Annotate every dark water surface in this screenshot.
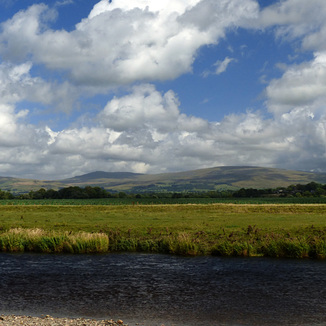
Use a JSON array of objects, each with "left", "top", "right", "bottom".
[{"left": 0, "top": 253, "right": 326, "bottom": 326}]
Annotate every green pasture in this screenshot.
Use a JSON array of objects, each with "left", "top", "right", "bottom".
[
  {"left": 1, "top": 204, "right": 326, "bottom": 257},
  {"left": 0, "top": 203, "right": 326, "bottom": 232}
]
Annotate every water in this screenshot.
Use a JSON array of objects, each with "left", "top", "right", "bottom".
[{"left": 0, "top": 253, "right": 326, "bottom": 326}]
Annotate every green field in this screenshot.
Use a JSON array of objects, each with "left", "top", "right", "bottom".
[{"left": 1, "top": 203, "right": 326, "bottom": 258}]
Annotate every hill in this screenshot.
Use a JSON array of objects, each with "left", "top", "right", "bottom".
[
  {"left": 62, "top": 171, "right": 144, "bottom": 183},
  {"left": 1, "top": 166, "right": 326, "bottom": 194}
]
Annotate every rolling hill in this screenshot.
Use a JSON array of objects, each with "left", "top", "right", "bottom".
[{"left": 2, "top": 166, "right": 326, "bottom": 194}]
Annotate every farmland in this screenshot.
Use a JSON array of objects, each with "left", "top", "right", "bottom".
[{"left": 0, "top": 203, "right": 326, "bottom": 258}]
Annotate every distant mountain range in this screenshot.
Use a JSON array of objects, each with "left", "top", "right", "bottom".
[{"left": 2, "top": 166, "right": 326, "bottom": 194}]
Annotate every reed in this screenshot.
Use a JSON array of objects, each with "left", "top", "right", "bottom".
[
  {"left": 212, "top": 241, "right": 253, "bottom": 257},
  {"left": 2, "top": 226, "right": 326, "bottom": 258},
  {"left": 155, "top": 233, "right": 202, "bottom": 256},
  {"left": 107, "top": 232, "right": 202, "bottom": 255},
  {"left": 0, "top": 228, "right": 109, "bottom": 253}
]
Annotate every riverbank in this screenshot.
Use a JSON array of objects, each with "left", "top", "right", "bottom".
[
  {"left": 1, "top": 204, "right": 326, "bottom": 258},
  {"left": 1, "top": 225, "right": 326, "bottom": 258},
  {"left": 0, "top": 315, "right": 129, "bottom": 326}
]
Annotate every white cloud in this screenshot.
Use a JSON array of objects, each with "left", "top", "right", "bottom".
[
  {"left": 250, "top": 1, "right": 326, "bottom": 126},
  {"left": 202, "top": 57, "right": 236, "bottom": 77},
  {"left": 36, "top": 84, "right": 326, "bottom": 178},
  {"left": 256, "top": 0, "right": 326, "bottom": 52},
  {"left": 88, "top": 0, "right": 202, "bottom": 19},
  {"left": 0, "top": 0, "right": 259, "bottom": 87},
  {"left": 0, "top": 102, "right": 56, "bottom": 179},
  {"left": 0, "top": 80, "right": 324, "bottom": 179},
  {"left": 0, "top": 1, "right": 326, "bottom": 179},
  {"left": 0, "top": 61, "right": 79, "bottom": 112},
  {"left": 55, "top": 0, "right": 73, "bottom": 7},
  {"left": 98, "top": 84, "right": 180, "bottom": 132},
  {"left": 266, "top": 51, "right": 326, "bottom": 115},
  {"left": 214, "top": 57, "right": 236, "bottom": 75}
]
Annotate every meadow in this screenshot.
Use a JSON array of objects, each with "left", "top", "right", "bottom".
[{"left": 1, "top": 203, "right": 326, "bottom": 258}]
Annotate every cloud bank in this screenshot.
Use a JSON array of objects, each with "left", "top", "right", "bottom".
[{"left": 0, "top": 0, "right": 325, "bottom": 179}]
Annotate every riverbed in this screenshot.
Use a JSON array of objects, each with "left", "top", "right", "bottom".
[{"left": 0, "top": 253, "right": 326, "bottom": 325}]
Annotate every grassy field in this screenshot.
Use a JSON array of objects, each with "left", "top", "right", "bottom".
[{"left": 1, "top": 203, "right": 326, "bottom": 258}]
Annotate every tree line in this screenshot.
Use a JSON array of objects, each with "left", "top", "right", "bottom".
[{"left": 0, "top": 181, "right": 325, "bottom": 199}]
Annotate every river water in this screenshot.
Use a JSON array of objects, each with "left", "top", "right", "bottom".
[{"left": 0, "top": 253, "right": 326, "bottom": 326}]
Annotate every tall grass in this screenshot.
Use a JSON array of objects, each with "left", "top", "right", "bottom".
[
  {"left": 104, "top": 226, "right": 326, "bottom": 258},
  {"left": 2, "top": 227, "right": 326, "bottom": 258},
  {"left": 0, "top": 228, "right": 109, "bottom": 253}
]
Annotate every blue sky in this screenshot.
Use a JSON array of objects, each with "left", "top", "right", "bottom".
[{"left": 0, "top": 0, "right": 326, "bottom": 179}]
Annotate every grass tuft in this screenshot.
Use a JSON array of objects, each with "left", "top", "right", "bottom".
[{"left": 0, "top": 228, "right": 109, "bottom": 254}]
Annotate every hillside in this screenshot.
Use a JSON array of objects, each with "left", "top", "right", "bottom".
[{"left": 1, "top": 166, "right": 326, "bottom": 194}]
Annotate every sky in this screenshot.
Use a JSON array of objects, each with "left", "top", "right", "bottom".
[{"left": 0, "top": 0, "right": 326, "bottom": 180}]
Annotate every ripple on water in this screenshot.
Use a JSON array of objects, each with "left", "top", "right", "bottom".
[{"left": 0, "top": 253, "right": 326, "bottom": 326}]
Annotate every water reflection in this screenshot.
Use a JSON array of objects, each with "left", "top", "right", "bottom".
[{"left": 0, "top": 253, "right": 326, "bottom": 325}]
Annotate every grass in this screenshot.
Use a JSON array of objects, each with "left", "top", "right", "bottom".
[
  {"left": 0, "top": 228, "right": 109, "bottom": 253},
  {"left": 0, "top": 203, "right": 326, "bottom": 257}
]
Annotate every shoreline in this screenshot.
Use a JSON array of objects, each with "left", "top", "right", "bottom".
[
  {"left": 1, "top": 226, "right": 326, "bottom": 259},
  {"left": 0, "top": 315, "right": 130, "bottom": 326}
]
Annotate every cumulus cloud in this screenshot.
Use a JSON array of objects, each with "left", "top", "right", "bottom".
[
  {"left": 46, "top": 84, "right": 212, "bottom": 174},
  {"left": 266, "top": 52, "right": 326, "bottom": 114},
  {"left": 256, "top": 0, "right": 326, "bottom": 51},
  {"left": 0, "top": 80, "right": 325, "bottom": 179},
  {"left": 0, "top": 0, "right": 258, "bottom": 87},
  {"left": 0, "top": 0, "right": 326, "bottom": 179},
  {"left": 38, "top": 84, "right": 326, "bottom": 178},
  {"left": 0, "top": 101, "right": 56, "bottom": 179},
  {"left": 98, "top": 84, "right": 181, "bottom": 132},
  {"left": 0, "top": 62, "right": 78, "bottom": 111},
  {"left": 256, "top": 1, "right": 326, "bottom": 117}
]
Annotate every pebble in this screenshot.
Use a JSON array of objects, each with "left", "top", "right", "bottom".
[{"left": 0, "top": 315, "right": 128, "bottom": 326}]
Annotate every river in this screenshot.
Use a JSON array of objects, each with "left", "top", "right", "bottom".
[{"left": 0, "top": 253, "right": 326, "bottom": 325}]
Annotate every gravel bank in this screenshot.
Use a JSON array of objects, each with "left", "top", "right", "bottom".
[{"left": 0, "top": 315, "right": 130, "bottom": 326}]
